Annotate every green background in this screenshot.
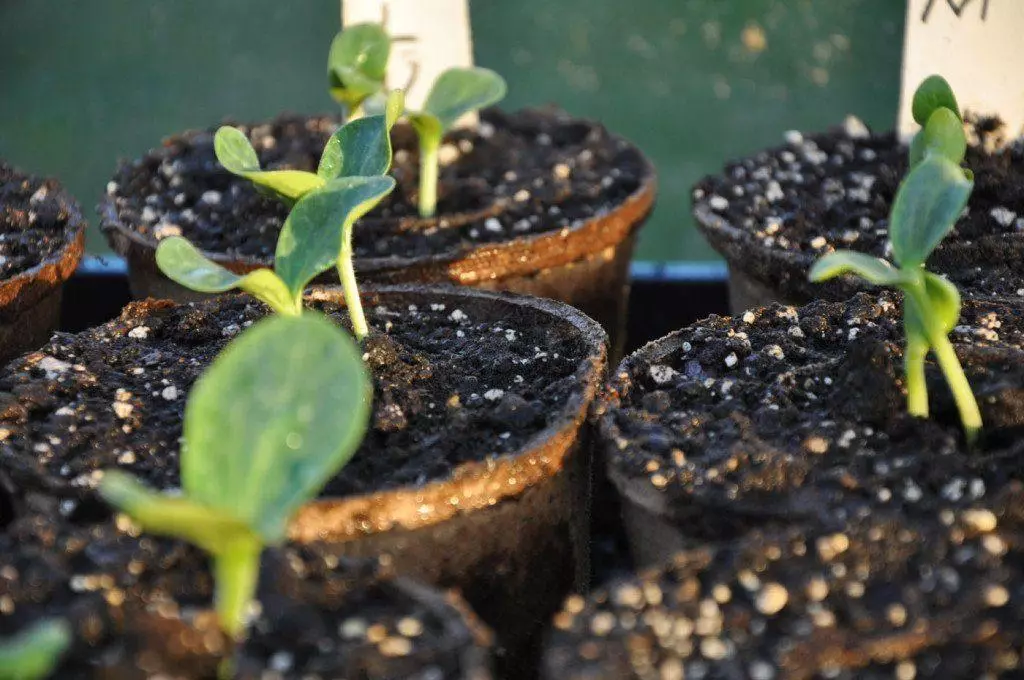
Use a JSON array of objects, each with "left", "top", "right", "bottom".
[{"left": 0, "top": 0, "right": 906, "bottom": 261}]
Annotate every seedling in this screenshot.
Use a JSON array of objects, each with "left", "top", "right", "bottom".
[
  {"left": 0, "top": 618, "right": 71, "bottom": 680},
  {"left": 158, "top": 97, "right": 402, "bottom": 334},
  {"left": 809, "top": 75, "right": 981, "bottom": 442},
  {"left": 327, "top": 23, "right": 390, "bottom": 119},
  {"left": 324, "top": 25, "right": 506, "bottom": 218},
  {"left": 99, "top": 313, "right": 371, "bottom": 639},
  {"left": 213, "top": 90, "right": 403, "bottom": 205}
]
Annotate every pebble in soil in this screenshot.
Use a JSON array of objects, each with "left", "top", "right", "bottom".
[
  {"left": 602, "top": 291, "right": 1024, "bottom": 544},
  {"left": 0, "top": 291, "right": 590, "bottom": 512},
  {"left": 0, "top": 505, "right": 490, "bottom": 679},
  {"left": 693, "top": 117, "right": 1024, "bottom": 301},
  {"left": 0, "top": 163, "right": 80, "bottom": 280},
  {"left": 105, "top": 108, "right": 646, "bottom": 262},
  {"left": 544, "top": 512, "right": 1024, "bottom": 679}
]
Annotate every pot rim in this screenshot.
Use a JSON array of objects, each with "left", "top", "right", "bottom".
[
  {"left": 0, "top": 171, "right": 86, "bottom": 313},
  {"left": 276, "top": 283, "right": 608, "bottom": 542},
  {"left": 98, "top": 110, "right": 656, "bottom": 284}
]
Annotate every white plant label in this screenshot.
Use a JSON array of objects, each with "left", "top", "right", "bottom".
[
  {"left": 342, "top": 0, "right": 476, "bottom": 122},
  {"left": 899, "top": 0, "right": 1024, "bottom": 140}
]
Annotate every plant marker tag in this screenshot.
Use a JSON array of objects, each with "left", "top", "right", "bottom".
[
  {"left": 342, "top": 0, "right": 478, "bottom": 126},
  {"left": 898, "top": 0, "right": 1024, "bottom": 141}
]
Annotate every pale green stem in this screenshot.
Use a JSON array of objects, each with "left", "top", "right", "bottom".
[
  {"left": 338, "top": 219, "right": 369, "bottom": 341},
  {"left": 213, "top": 536, "right": 263, "bottom": 640},
  {"left": 931, "top": 334, "right": 983, "bottom": 445},
  {"left": 904, "top": 332, "right": 930, "bottom": 418},
  {"left": 418, "top": 134, "right": 440, "bottom": 218}
]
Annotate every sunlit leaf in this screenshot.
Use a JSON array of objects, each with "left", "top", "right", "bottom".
[
  {"left": 808, "top": 250, "right": 907, "bottom": 286},
  {"left": 328, "top": 23, "right": 390, "bottom": 111},
  {"left": 422, "top": 67, "right": 507, "bottom": 131},
  {"left": 912, "top": 74, "right": 960, "bottom": 124},
  {"left": 921, "top": 107, "right": 966, "bottom": 165},
  {"left": 922, "top": 271, "right": 962, "bottom": 335},
  {"left": 889, "top": 155, "right": 972, "bottom": 268}
]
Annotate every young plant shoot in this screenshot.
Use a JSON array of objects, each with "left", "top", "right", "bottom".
[
  {"left": 327, "top": 23, "right": 390, "bottom": 119},
  {"left": 408, "top": 68, "right": 507, "bottom": 218},
  {"left": 809, "top": 75, "right": 981, "bottom": 442},
  {"left": 157, "top": 95, "right": 403, "bottom": 334},
  {"left": 0, "top": 619, "right": 71, "bottom": 680},
  {"left": 99, "top": 313, "right": 371, "bottom": 640}
]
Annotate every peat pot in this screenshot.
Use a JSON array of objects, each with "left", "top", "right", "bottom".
[
  {"left": 0, "top": 509, "right": 493, "bottom": 679},
  {"left": 597, "top": 291, "right": 1024, "bottom": 567},
  {"left": 0, "top": 284, "right": 607, "bottom": 679},
  {"left": 0, "top": 163, "right": 85, "bottom": 364},
  {"left": 692, "top": 118, "right": 1024, "bottom": 314},
  {"left": 100, "top": 109, "right": 655, "bottom": 358}
]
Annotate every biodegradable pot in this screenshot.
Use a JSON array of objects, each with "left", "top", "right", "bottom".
[
  {"left": 543, "top": 511, "right": 1024, "bottom": 679},
  {"left": 0, "top": 284, "right": 607, "bottom": 679},
  {"left": 0, "top": 509, "right": 493, "bottom": 679},
  {"left": 597, "top": 291, "right": 1024, "bottom": 568},
  {"left": 692, "top": 119, "right": 1024, "bottom": 314},
  {"left": 0, "top": 163, "right": 86, "bottom": 364},
  {"left": 100, "top": 109, "right": 656, "bottom": 358}
]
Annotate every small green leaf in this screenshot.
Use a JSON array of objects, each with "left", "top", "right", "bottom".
[
  {"left": 808, "top": 251, "right": 907, "bottom": 287},
  {"left": 385, "top": 89, "right": 405, "bottom": 129},
  {"left": 0, "top": 619, "right": 71, "bottom": 680},
  {"left": 908, "top": 130, "right": 926, "bottom": 167},
  {"left": 922, "top": 271, "right": 962, "bottom": 335},
  {"left": 214, "top": 126, "right": 261, "bottom": 174},
  {"left": 422, "top": 67, "right": 507, "bottom": 131},
  {"left": 275, "top": 176, "right": 395, "bottom": 302},
  {"left": 889, "top": 155, "right": 973, "bottom": 269},
  {"left": 246, "top": 170, "right": 325, "bottom": 202},
  {"left": 912, "top": 74, "right": 960, "bottom": 124},
  {"left": 920, "top": 107, "right": 966, "bottom": 165},
  {"left": 328, "top": 24, "right": 390, "bottom": 111},
  {"left": 100, "top": 471, "right": 258, "bottom": 555},
  {"left": 156, "top": 237, "right": 299, "bottom": 315},
  {"left": 181, "top": 313, "right": 372, "bottom": 543},
  {"left": 317, "top": 110, "right": 397, "bottom": 180}
]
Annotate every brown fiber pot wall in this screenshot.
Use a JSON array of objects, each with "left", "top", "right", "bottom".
[
  {"left": 0, "top": 285, "right": 607, "bottom": 680},
  {"left": 99, "top": 115, "right": 656, "bottom": 361},
  {"left": 0, "top": 178, "right": 85, "bottom": 365}
]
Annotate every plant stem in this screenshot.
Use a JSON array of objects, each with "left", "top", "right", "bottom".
[
  {"left": 418, "top": 134, "right": 440, "bottom": 218},
  {"left": 214, "top": 536, "right": 262, "bottom": 640},
  {"left": 904, "top": 332, "right": 930, "bottom": 418},
  {"left": 338, "top": 220, "right": 369, "bottom": 341},
  {"left": 930, "top": 334, "right": 983, "bottom": 445},
  {"left": 348, "top": 103, "right": 365, "bottom": 121}
]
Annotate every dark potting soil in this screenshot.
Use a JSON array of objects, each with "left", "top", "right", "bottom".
[
  {"left": 693, "top": 117, "right": 1024, "bottom": 301},
  {"left": 104, "top": 108, "right": 646, "bottom": 261},
  {"left": 603, "top": 291, "right": 1024, "bottom": 545},
  {"left": 0, "top": 163, "right": 79, "bottom": 281},
  {"left": 544, "top": 512, "right": 1024, "bottom": 679},
  {"left": 0, "top": 508, "right": 490, "bottom": 678},
  {"left": 0, "top": 289, "right": 590, "bottom": 510}
]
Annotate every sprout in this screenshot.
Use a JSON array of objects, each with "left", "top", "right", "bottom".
[
  {"left": 99, "top": 313, "right": 371, "bottom": 639},
  {"left": 158, "top": 95, "right": 403, "bottom": 332},
  {"left": 327, "top": 23, "right": 390, "bottom": 119},
  {"left": 810, "top": 75, "right": 981, "bottom": 442},
  {"left": 408, "top": 68, "right": 507, "bottom": 218},
  {"left": 0, "top": 619, "right": 71, "bottom": 680}
]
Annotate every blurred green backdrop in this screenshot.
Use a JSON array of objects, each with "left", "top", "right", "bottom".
[{"left": 0, "top": 0, "right": 905, "bottom": 261}]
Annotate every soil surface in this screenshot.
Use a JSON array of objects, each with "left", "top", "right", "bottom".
[
  {"left": 0, "top": 163, "right": 80, "bottom": 280},
  {"left": 544, "top": 512, "right": 1024, "bottom": 679},
  {"left": 602, "top": 291, "right": 1024, "bottom": 545},
  {"left": 0, "top": 289, "right": 592, "bottom": 509},
  {"left": 104, "top": 108, "right": 647, "bottom": 262},
  {"left": 693, "top": 117, "right": 1024, "bottom": 302},
  {"left": 0, "top": 507, "right": 490, "bottom": 679}
]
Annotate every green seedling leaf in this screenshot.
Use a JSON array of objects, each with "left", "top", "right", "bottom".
[
  {"left": 909, "top": 130, "right": 927, "bottom": 167},
  {"left": 317, "top": 91, "right": 404, "bottom": 180},
  {"left": 912, "top": 74, "right": 961, "bottom": 125},
  {"left": 156, "top": 237, "right": 300, "bottom": 316},
  {"left": 275, "top": 176, "right": 396, "bottom": 302},
  {"left": 889, "top": 155, "right": 972, "bottom": 269},
  {"left": 921, "top": 107, "right": 967, "bottom": 165},
  {"left": 0, "top": 619, "right": 71, "bottom": 680},
  {"left": 328, "top": 23, "right": 390, "bottom": 113},
  {"left": 808, "top": 251, "right": 907, "bottom": 287},
  {"left": 922, "top": 271, "right": 962, "bottom": 335},
  {"left": 100, "top": 313, "right": 371, "bottom": 637},
  {"left": 422, "top": 67, "right": 507, "bottom": 131},
  {"left": 215, "top": 127, "right": 325, "bottom": 203}
]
